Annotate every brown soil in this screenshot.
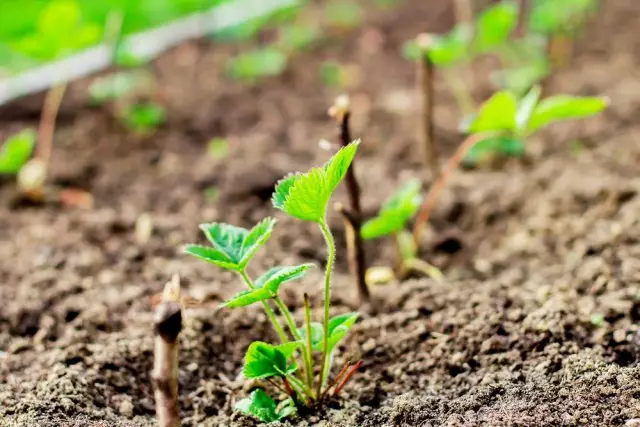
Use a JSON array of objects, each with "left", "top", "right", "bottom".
[{"left": 2, "top": 1, "right": 640, "bottom": 426}]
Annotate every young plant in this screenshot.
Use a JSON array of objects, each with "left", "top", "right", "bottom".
[
  {"left": 362, "top": 180, "right": 443, "bottom": 285},
  {"left": 461, "top": 85, "right": 608, "bottom": 166},
  {"left": 183, "top": 142, "right": 363, "bottom": 423}
]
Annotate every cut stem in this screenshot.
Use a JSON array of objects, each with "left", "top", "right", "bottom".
[
  {"left": 238, "top": 270, "right": 288, "bottom": 344},
  {"left": 329, "top": 96, "right": 370, "bottom": 305},
  {"left": 316, "top": 219, "right": 337, "bottom": 398},
  {"left": 152, "top": 275, "right": 182, "bottom": 427},
  {"left": 416, "top": 34, "right": 439, "bottom": 178},
  {"left": 413, "top": 132, "right": 497, "bottom": 245}
]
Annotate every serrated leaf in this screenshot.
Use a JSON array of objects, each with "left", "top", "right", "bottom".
[
  {"left": 243, "top": 341, "right": 296, "bottom": 380},
  {"left": 297, "top": 322, "right": 324, "bottom": 351},
  {"left": 275, "top": 341, "right": 303, "bottom": 360},
  {"left": 361, "top": 180, "right": 422, "bottom": 239},
  {"left": 324, "top": 140, "right": 360, "bottom": 195},
  {"left": 256, "top": 264, "right": 315, "bottom": 293},
  {"left": 327, "top": 312, "right": 359, "bottom": 352},
  {"left": 182, "top": 244, "right": 239, "bottom": 270},
  {"left": 0, "top": 130, "right": 35, "bottom": 174},
  {"left": 272, "top": 141, "right": 361, "bottom": 223},
  {"left": 428, "top": 24, "right": 473, "bottom": 67},
  {"left": 515, "top": 85, "right": 542, "bottom": 132},
  {"left": 469, "top": 91, "right": 518, "bottom": 133},
  {"left": 526, "top": 95, "right": 608, "bottom": 135},
  {"left": 235, "top": 389, "right": 280, "bottom": 423},
  {"left": 188, "top": 218, "right": 275, "bottom": 271},
  {"left": 472, "top": 1, "right": 519, "bottom": 55}
]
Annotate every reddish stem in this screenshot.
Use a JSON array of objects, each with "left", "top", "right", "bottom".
[
  {"left": 282, "top": 377, "right": 294, "bottom": 397},
  {"left": 413, "top": 133, "right": 496, "bottom": 245},
  {"left": 333, "top": 360, "right": 363, "bottom": 396}
]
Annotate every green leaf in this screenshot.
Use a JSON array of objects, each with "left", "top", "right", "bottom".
[
  {"left": 275, "top": 342, "right": 303, "bottom": 360},
  {"left": 491, "top": 60, "right": 550, "bottom": 96},
  {"left": 515, "top": 85, "right": 542, "bottom": 132},
  {"left": 279, "top": 24, "right": 320, "bottom": 51},
  {"left": 220, "top": 288, "right": 274, "bottom": 308},
  {"left": 0, "top": 130, "right": 35, "bottom": 174},
  {"left": 184, "top": 218, "right": 276, "bottom": 271},
  {"left": 120, "top": 102, "right": 166, "bottom": 133},
  {"left": 255, "top": 264, "right": 315, "bottom": 293},
  {"left": 428, "top": 24, "right": 473, "bottom": 67},
  {"left": 235, "top": 389, "right": 280, "bottom": 423},
  {"left": 208, "top": 138, "right": 228, "bottom": 159},
  {"left": 243, "top": 342, "right": 296, "bottom": 380},
  {"left": 327, "top": 312, "right": 359, "bottom": 352},
  {"left": 297, "top": 322, "right": 324, "bottom": 351},
  {"left": 471, "top": 1, "right": 519, "bottom": 55},
  {"left": 469, "top": 91, "right": 518, "bottom": 133},
  {"left": 323, "top": 139, "right": 360, "bottom": 194},
  {"left": 529, "top": 0, "right": 597, "bottom": 34},
  {"left": 361, "top": 180, "right": 422, "bottom": 239},
  {"left": 401, "top": 39, "right": 422, "bottom": 62},
  {"left": 272, "top": 141, "right": 361, "bottom": 223},
  {"left": 526, "top": 95, "right": 608, "bottom": 135},
  {"left": 227, "top": 48, "right": 287, "bottom": 82},
  {"left": 320, "top": 61, "right": 345, "bottom": 88}
]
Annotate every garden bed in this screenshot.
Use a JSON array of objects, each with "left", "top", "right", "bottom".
[{"left": 2, "top": 1, "right": 640, "bottom": 426}]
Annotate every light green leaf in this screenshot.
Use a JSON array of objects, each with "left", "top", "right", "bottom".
[
  {"left": 526, "top": 95, "right": 608, "bottom": 135},
  {"left": 325, "top": 0, "right": 364, "bottom": 29},
  {"left": 297, "top": 322, "right": 324, "bottom": 351},
  {"left": 38, "top": 0, "right": 81, "bottom": 39},
  {"left": 279, "top": 24, "right": 320, "bottom": 51},
  {"left": 182, "top": 244, "right": 239, "bottom": 270},
  {"left": 235, "top": 389, "right": 280, "bottom": 423},
  {"left": 428, "top": 24, "right": 473, "bottom": 67},
  {"left": 208, "top": 138, "right": 228, "bottom": 159},
  {"left": 529, "top": 0, "right": 597, "bottom": 34},
  {"left": 469, "top": 91, "right": 518, "bottom": 133},
  {"left": 255, "top": 264, "right": 315, "bottom": 293},
  {"left": 0, "top": 130, "right": 35, "bottom": 174},
  {"left": 189, "top": 218, "right": 275, "bottom": 271},
  {"left": 327, "top": 312, "right": 359, "bottom": 352},
  {"left": 275, "top": 342, "right": 303, "bottom": 360},
  {"left": 472, "top": 1, "right": 519, "bottom": 54},
  {"left": 227, "top": 48, "right": 287, "bottom": 82},
  {"left": 243, "top": 341, "right": 296, "bottom": 380},
  {"left": 120, "top": 102, "right": 166, "bottom": 133},
  {"left": 324, "top": 139, "right": 360, "bottom": 194},
  {"left": 272, "top": 141, "right": 361, "bottom": 223},
  {"left": 220, "top": 288, "right": 274, "bottom": 308},
  {"left": 515, "top": 85, "right": 542, "bottom": 132},
  {"left": 361, "top": 180, "right": 422, "bottom": 239}
]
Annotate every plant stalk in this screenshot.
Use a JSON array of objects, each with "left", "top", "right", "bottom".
[
  {"left": 316, "top": 219, "right": 336, "bottom": 398},
  {"left": 413, "top": 133, "right": 496, "bottom": 245},
  {"left": 416, "top": 35, "right": 439, "bottom": 178},
  {"left": 303, "top": 294, "right": 315, "bottom": 392},
  {"left": 37, "top": 83, "right": 67, "bottom": 167},
  {"left": 238, "top": 270, "right": 289, "bottom": 344},
  {"left": 329, "top": 96, "right": 370, "bottom": 305},
  {"left": 152, "top": 275, "right": 182, "bottom": 427}
]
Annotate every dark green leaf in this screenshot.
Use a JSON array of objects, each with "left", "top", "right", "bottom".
[
  {"left": 469, "top": 91, "right": 517, "bottom": 133},
  {"left": 243, "top": 341, "right": 296, "bottom": 380},
  {"left": 472, "top": 2, "right": 519, "bottom": 54},
  {"left": 0, "top": 130, "right": 35, "bottom": 174},
  {"left": 526, "top": 95, "right": 608, "bottom": 135},
  {"left": 361, "top": 180, "right": 422, "bottom": 239}
]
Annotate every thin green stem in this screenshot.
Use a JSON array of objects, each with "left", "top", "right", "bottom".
[
  {"left": 273, "top": 296, "right": 315, "bottom": 397},
  {"left": 238, "top": 270, "right": 288, "bottom": 344},
  {"left": 317, "top": 219, "right": 336, "bottom": 398},
  {"left": 286, "top": 373, "right": 313, "bottom": 401},
  {"left": 303, "top": 294, "right": 315, "bottom": 393}
]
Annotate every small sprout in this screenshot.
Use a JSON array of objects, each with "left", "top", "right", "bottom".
[
  {"left": 427, "top": 24, "right": 473, "bottom": 68},
  {"left": 235, "top": 389, "right": 296, "bottom": 423},
  {"left": 226, "top": 47, "right": 288, "bottom": 83},
  {"left": 362, "top": 180, "right": 422, "bottom": 240},
  {"left": 119, "top": 102, "right": 166, "bottom": 134},
  {"left": 208, "top": 138, "right": 228, "bottom": 160},
  {"left": 462, "top": 86, "right": 608, "bottom": 166},
  {"left": 0, "top": 130, "right": 35, "bottom": 175},
  {"left": 278, "top": 24, "right": 321, "bottom": 52},
  {"left": 324, "top": 0, "right": 364, "bottom": 29}
]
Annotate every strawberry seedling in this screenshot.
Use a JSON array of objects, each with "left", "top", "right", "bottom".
[
  {"left": 184, "top": 142, "right": 363, "bottom": 423},
  {"left": 362, "top": 180, "right": 443, "bottom": 284}
]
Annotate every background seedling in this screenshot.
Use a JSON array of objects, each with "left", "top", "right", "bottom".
[
  {"left": 362, "top": 180, "right": 443, "bottom": 284},
  {"left": 226, "top": 47, "right": 288, "bottom": 83},
  {"left": 461, "top": 85, "right": 608, "bottom": 167},
  {"left": 208, "top": 138, "right": 229, "bottom": 160},
  {"left": 119, "top": 102, "right": 167, "bottom": 135},
  {"left": 184, "top": 142, "right": 363, "bottom": 422},
  {"left": 324, "top": 0, "right": 364, "bottom": 30},
  {"left": 0, "top": 130, "right": 35, "bottom": 176}
]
